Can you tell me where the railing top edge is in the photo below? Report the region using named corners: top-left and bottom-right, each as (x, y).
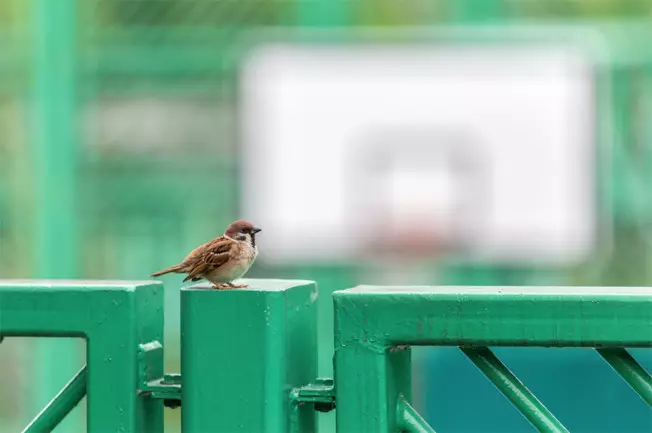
top-left (0, 279), bottom-right (162, 291)
top-left (334, 285), bottom-right (652, 298)
top-left (334, 285), bottom-right (652, 348)
top-left (184, 278), bottom-right (317, 293)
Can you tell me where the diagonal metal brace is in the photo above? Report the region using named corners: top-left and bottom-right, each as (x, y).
top-left (396, 394), bottom-right (437, 433)
top-left (597, 348), bottom-right (652, 406)
top-left (461, 346), bottom-right (569, 433)
top-left (22, 365), bottom-right (87, 433)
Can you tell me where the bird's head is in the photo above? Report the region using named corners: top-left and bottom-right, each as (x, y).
top-left (225, 220), bottom-right (262, 243)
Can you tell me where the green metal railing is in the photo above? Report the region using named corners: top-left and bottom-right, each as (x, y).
top-left (333, 285), bottom-right (652, 432)
top-left (1, 279), bottom-right (651, 432)
top-left (0, 280), bottom-right (165, 432)
top-left (3, 3), bottom-right (652, 430)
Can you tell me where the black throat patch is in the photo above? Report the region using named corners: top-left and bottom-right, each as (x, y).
top-left (237, 233), bottom-right (256, 248)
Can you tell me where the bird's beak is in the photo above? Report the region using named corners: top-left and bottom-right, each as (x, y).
top-left (252, 227), bottom-right (262, 234)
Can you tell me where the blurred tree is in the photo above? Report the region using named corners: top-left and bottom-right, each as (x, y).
top-left (508, 0), bottom-right (652, 18)
top-left (353, 0), bottom-right (446, 26)
top-left (89, 0), bottom-right (292, 29)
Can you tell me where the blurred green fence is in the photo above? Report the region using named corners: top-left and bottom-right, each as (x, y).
top-left (2, 0), bottom-right (652, 431)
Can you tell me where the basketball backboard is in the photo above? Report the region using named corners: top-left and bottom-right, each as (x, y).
top-left (239, 41), bottom-right (600, 266)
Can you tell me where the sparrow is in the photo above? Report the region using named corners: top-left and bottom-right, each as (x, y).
top-left (150, 220), bottom-right (261, 289)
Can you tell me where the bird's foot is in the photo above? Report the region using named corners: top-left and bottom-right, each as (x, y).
top-left (212, 283), bottom-right (229, 290)
top-left (226, 282), bottom-right (249, 289)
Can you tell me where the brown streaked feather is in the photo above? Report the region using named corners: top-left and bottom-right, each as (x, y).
top-left (150, 218), bottom-right (260, 285)
top-left (181, 236), bottom-right (236, 282)
top-left (150, 263), bottom-right (185, 277)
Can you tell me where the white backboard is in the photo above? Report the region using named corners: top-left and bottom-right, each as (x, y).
top-left (239, 42), bottom-right (598, 266)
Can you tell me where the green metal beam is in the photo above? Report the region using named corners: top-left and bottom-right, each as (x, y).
top-left (30, 1), bottom-right (78, 293)
top-left (0, 280), bottom-right (165, 432)
top-left (334, 286), bottom-right (652, 348)
top-left (396, 395), bottom-right (437, 433)
top-left (461, 347), bottom-right (568, 433)
top-left (22, 365), bottom-right (88, 433)
top-left (31, 0), bottom-right (80, 430)
top-left (597, 348), bottom-right (652, 406)
top-left (334, 341), bottom-right (412, 432)
top-left (180, 279), bottom-right (319, 433)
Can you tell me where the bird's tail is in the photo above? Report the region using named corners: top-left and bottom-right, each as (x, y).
top-left (150, 263), bottom-right (185, 277)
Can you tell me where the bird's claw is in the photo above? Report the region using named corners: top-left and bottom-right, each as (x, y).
top-left (211, 282), bottom-right (248, 290)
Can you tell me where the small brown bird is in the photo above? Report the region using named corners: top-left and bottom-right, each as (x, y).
top-left (150, 220), bottom-right (261, 289)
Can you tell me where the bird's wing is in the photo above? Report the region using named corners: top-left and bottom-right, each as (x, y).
top-left (182, 236), bottom-right (235, 282)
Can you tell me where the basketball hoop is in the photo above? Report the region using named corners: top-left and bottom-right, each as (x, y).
top-left (359, 217), bottom-right (453, 263)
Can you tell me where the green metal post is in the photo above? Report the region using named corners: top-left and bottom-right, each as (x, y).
top-left (31, 0), bottom-right (80, 430)
top-left (334, 343), bottom-right (412, 432)
top-left (0, 280), bottom-right (165, 432)
top-left (288, 19), bottom-right (352, 433)
top-left (181, 279), bottom-right (318, 432)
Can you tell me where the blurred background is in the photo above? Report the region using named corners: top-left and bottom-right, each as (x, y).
top-left (1, 0), bottom-right (652, 432)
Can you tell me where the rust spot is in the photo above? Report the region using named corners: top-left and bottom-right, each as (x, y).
top-left (389, 344), bottom-right (409, 352)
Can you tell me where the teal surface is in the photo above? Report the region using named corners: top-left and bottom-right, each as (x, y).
top-left (423, 348), bottom-right (652, 433)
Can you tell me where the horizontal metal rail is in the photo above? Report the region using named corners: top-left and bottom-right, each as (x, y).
top-left (334, 286), bottom-right (652, 348)
top-left (22, 365), bottom-right (87, 433)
